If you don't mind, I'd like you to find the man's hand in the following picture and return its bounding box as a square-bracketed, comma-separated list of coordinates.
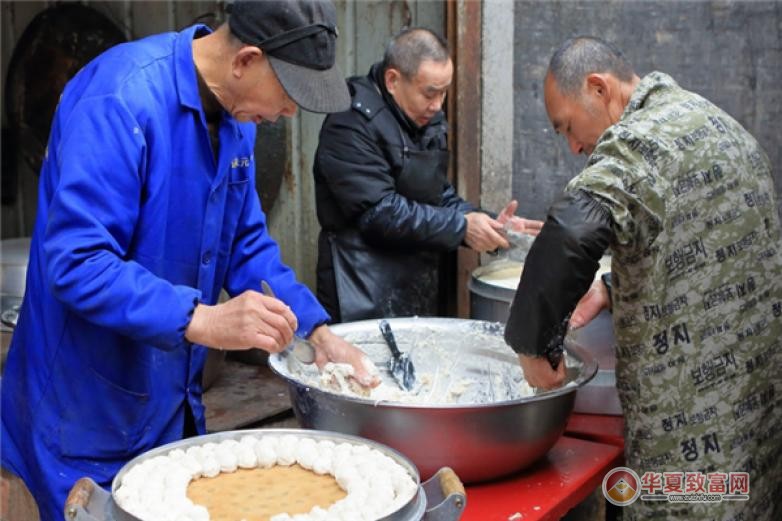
[497, 200, 544, 236]
[569, 278, 611, 329]
[308, 325, 381, 388]
[518, 353, 567, 389]
[185, 290, 297, 352]
[464, 212, 508, 252]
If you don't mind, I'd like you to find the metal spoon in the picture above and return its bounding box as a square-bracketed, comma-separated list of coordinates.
[260, 280, 316, 364]
[378, 320, 416, 391]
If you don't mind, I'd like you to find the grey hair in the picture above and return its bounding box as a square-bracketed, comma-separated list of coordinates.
[548, 36, 635, 95]
[381, 27, 450, 78]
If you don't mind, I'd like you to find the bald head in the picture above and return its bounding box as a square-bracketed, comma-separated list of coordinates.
[548, 36, 635, 97]
[382, 27, 450, 79]
[543, 37, 641, 156]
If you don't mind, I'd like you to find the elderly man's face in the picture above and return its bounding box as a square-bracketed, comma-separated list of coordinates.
[226, 49, 298, 124]
[386, 58, 453, 127]
[543, 73, 614, 156]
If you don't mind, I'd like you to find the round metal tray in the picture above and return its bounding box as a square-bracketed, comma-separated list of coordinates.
[65, 428, 467, 521]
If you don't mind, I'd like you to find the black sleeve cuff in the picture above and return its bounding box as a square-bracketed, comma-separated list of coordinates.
[504, 190, 613, 356]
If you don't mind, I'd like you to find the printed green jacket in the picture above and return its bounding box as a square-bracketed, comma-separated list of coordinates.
[568, 72, 782, 520]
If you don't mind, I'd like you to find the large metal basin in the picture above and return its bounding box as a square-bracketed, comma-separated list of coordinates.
[269, 318, 597, 483]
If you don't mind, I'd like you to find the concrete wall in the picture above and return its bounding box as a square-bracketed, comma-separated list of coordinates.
[505, 0, 782, 221]
[481, 0, 515, 214]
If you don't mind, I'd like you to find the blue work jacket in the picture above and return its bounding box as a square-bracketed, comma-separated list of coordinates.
[0, 25, 329, 521]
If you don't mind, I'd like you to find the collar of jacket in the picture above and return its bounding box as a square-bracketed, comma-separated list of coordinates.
[622, 71, 680, 119]
[350, 62, 444, 137]
[175, 24, 243, 139]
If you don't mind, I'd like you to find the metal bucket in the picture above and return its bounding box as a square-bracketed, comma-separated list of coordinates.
[1, 238, 30, 371]
[0, 237, 31, 299]
[468, 259, 622, 415]
[269, 318, 597, 483]
[64, 429, 466, 521]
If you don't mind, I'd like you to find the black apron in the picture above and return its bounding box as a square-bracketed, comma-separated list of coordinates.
[330, 134, 449, 322]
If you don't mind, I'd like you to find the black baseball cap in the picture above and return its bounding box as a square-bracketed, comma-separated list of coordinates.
[227, 0, 350, 113]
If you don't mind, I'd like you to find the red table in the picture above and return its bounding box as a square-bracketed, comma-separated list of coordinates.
[462, 415, 624, 521]
[565, 413, 625, 448]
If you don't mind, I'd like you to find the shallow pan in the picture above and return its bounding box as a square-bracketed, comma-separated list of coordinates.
[65, 428, 466, 521]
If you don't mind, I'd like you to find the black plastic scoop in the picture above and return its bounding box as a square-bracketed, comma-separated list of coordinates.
[379, 320, 416, 391]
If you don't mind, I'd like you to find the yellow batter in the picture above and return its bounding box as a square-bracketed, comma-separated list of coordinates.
[187, 464, 346, 521]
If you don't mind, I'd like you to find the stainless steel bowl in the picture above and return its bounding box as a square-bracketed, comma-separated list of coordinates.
[269, 318, 597, 483]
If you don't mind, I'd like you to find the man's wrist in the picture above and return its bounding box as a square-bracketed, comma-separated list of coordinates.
[307, 323, 330, 345]
[185, 303, 211, 345]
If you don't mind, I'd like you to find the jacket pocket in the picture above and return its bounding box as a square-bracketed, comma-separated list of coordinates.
[54, 366, 150, 462]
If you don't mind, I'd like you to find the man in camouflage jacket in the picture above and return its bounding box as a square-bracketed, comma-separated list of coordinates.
[505, 36, 781, 520]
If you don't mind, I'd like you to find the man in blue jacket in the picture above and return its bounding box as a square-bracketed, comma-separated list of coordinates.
[0, 1, 378, 519]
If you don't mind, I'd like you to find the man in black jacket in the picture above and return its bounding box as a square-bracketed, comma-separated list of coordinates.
[314, 28, 541, 322]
